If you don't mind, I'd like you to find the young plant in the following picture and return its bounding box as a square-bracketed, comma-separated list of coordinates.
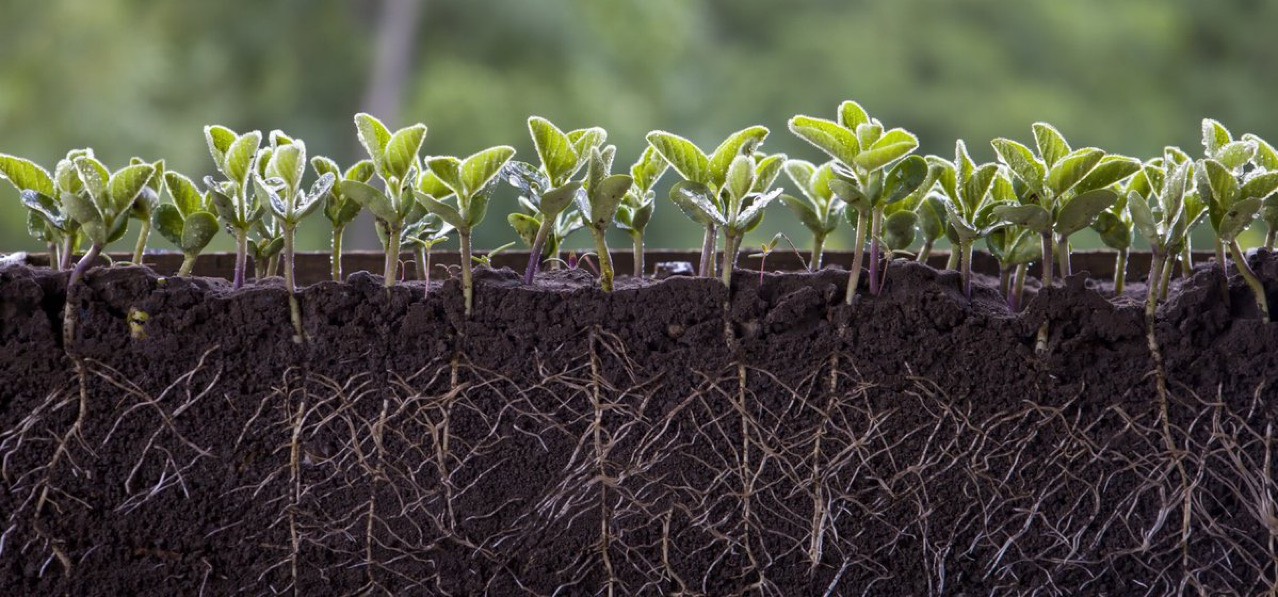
[311, 156, 374, 281]
[204, 126, 265, 289]
[1244, 133, 1278, 250]
[415, 145, 516, 316]
[152, 171, 220, 276]
[1090, 167, 1157, 295]
[615, 146, 668, 277]
[913, 193, 949, 264]
[717, 153, 786, 285]
[1126, 157, 1200, 301]
[1, 152, 82, 270]
[576, 145, 635, 291]
[1196, 156, 1278, 321]
[991, 123, 1141, 286]
[126, 158, 164, 264]
[788, 101, 927, 299]
[59, 156, 157, 288]
[781, 160, 846, 269]
[338, 113, 427, 287]
[647, 125, 770, 278]
[504, 117, 604, 284]
[252, 133, 335, 342]
[927, 142, 1004, 298]
[402, 213, 453, 286]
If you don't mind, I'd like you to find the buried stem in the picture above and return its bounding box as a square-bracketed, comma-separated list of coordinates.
[460, 229, 475, 317]
[845, 211, 869, 304]
[1229, 240, 1270, 322]
[63, 243, 103, 349]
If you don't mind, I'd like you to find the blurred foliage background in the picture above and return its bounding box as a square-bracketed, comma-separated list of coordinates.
[2, 0, 1276, 254]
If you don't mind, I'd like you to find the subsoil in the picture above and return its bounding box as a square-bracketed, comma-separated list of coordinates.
[1, 252, 1277, 595]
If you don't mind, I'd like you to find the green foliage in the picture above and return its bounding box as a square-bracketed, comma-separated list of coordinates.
[780, 159, 846, 266]
[152, 171, 219, 268]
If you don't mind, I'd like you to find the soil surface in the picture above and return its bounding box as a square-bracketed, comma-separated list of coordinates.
[1, 253, 1277, 595]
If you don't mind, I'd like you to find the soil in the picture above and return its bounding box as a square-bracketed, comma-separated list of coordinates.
[1, 252, 1276, 595]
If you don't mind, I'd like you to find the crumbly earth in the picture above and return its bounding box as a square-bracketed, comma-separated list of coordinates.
[1, 253, 1276, 595]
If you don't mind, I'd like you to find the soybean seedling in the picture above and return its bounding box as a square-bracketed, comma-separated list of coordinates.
[402, 213, 453, 287]
[504, 117, 604, 284]
[991, 123, 1141, 286]
[152, 171, 220, 276]
[338, 113, 427, 287]
[780, 159, 846, 269]
[927, 142, 1006, 298]
[788, 101, 927, 299]
[126, 157, 165, 264]
[415, 145, 516, 316]
[615, 146, 668, 278]
[576, 145, 635, 291]
[204, 126, 267, 289]
[1, 151, 86, 270]
[1090, 166, 1156, 295]
[470, 241, 517, 269]
[1243, 133, 1278, 250]
[647, 125, 771, 278]
[1196, 156, 1278, 321]
[311, 156, 374, 281]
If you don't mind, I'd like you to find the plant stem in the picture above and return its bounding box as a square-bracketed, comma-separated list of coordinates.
[720, 233, 741, 288]
[47, 242, 59, 271]
[868, 209, 883, 295]
[1180, 242, 1193, 277]
[1159, 253, 1176, 301]
[460, 228, 474, 317]
[383, 225, 402, 287]
[632, 235, 645, 278]
[945, 249, 960, 270]
[131, 218, 151, 264]
[424, 246, 433, 296]
[525, 220, 553, 285]
[283, 224, 303, 343]
[64, 243, 103, 349]
[595, 230, 614, 292]
[960, 240, 974, 299]
[1214, 237, 1230, 306]
[1267, 228, 1276, 251]
[1040, 231, 1055, 288]
[415, 245, 427, 281]
[1056, 234, 1071, 279]
[1147, 252, 1164, 312]
[331, 225, 344, 282]
[1114, 247, 1129, 295]
[998, 264, 1011, 298]
[917, 239, 933, 264]
[811, 233, 826, 270]
[267, 254, 280, 278]
[699, 225, 717, 278]
[178, 254, 197, 277]
[1230, 240, 1270, 322]
[1011, 263, 1027, 311]
[234, 228, 248, 289]
[59, 235, 75, 270]
[845, 210, 869, 304]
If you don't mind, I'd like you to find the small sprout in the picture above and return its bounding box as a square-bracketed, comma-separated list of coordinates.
[504, 117, 604, 284]
[127, 157, 165, 265]
[1090, 169, 1151, 295]
[1, 152, 77, 270]
[746, 233, 805, 283]
[203, 126, 265, 289]
[416, 145, 516, 316]
[339, 113, 428, 287]
[929, 142, 1004, 298]
[1129, 156, 1205, 315]
[128, 308, 149, 340]
[789, 101, 928, 299]
[780, 159, 846, 269]
[312, 156, 374, 281]
[718, 152, 786, 286]
[615, 146, 668, 278]
[471, 241, 516, 269]
[152, 171, 220, 276]
[402, 213, 453, 289]
[1241, 133, 1278, 250]
[986, 225, 1041, 311]
[647, 125, 771, 280]
[576, 144, 634, 291]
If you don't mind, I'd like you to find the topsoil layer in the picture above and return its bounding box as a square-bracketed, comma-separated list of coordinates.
[1, 253, 1277, 595]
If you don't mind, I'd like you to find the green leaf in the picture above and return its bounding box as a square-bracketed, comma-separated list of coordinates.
[787, 116, 860, 169]
[853, 128, 918, 172]
[255, 175, 289, 220]
[354, 113, 392, 167]
[781, 194, 823, 233]
[266, 143, 305, 193]
[1216, 140, 1256, 171]
[465, 192, 489, 228]
[225, 130, 262, 186]
[384, 123, 427, 182]
[917, 194, 948, 241]
[1217, 196, 1263, 241]
[725, 154, 754, 200]
[1046, 148, 1103, 196]
[341, 179, 396, 222]
[882, 155, 928, 206]
[529, 117, 578, 185]
[1127, 191, 1159, 244]
[568, 127, 607, 165]
[1071, 155, 1141, 195]
[646, 131, 710, 185]
[992, 203, 1051, 233]
[630, 145, 669, 192]
[539, 181, 582, 217]
[990, 138, 1045, 194]
[181, 211, 219, 254]
[346, 159, 376, 183]
[1092, 210, 1132, 250]
[855, 122, 883, 150]
[426, 156, 464, 197]
[0, 154, 55, 195]
[708, 126, 768, 187]
[1055, 189, 1118, 237]
[960, 164, 999, 214]
[461, 146, 516, 198]
[63, 190, 103, 228]
[735, 188, 781, 230]
[669, 180, 725, 226]
[164, 171, 204, 216]
[1244, 133, 1278, 171]
[583, 174, 633, 228]
[882, 210, 917, 251]
[108, 164, 156, 214]
[204, 125, 237, 171]
[1202, 118, 1232, 157]
[152, 203, 184, 246]
[1200, 158, 1239, 209]
[1032, 123, 1071, 168]
[75, 156, 109, 202]
[1241, 170, 1278, 202]
[751, 154, 786, 194]
[838, 100, 870, 130]
[828, 178, 871, 213]
[508, 212, 541, 247]
[784, 160, 817, 200]
[413, 190, 465, 229]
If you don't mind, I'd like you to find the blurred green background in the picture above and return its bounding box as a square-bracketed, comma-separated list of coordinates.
[2, 0, 1276, 255]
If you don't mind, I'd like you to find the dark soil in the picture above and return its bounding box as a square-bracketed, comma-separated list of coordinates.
[1, 252, 1277, 595]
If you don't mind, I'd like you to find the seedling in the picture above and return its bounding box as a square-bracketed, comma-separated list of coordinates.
[1196, 155, 1278, 321]
[928, 142, 1005, 298]
[780, 159, 846, 269]
[126, 157, 165, 265]
[415, 145, 516, 316]
[746, 233, 805, 283]
[647, 125, 771, 279]
[576, 145, 635, 291]
[204, 126, 265, 289]
[508, 206, 582, 268]
[151, 171, 220, 276]
[504, 117, 604, 284]
[991, 123, 1140, 286]
[402, 213, 453, 286]
[1127, 155, 1204, 302]
[788, 101, 927, 300]
[615, 146, 668, 277]
[252, 132, 335, 342]
[59, 156, 157, 288]
[1241, 133, 1278, 250]
[311, 156, 374, 281]
[1, 151, 84, 270]
[1090, 167, 1154, 295]
[470, 241, 516, 269]
[338, 113, 427, 287]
